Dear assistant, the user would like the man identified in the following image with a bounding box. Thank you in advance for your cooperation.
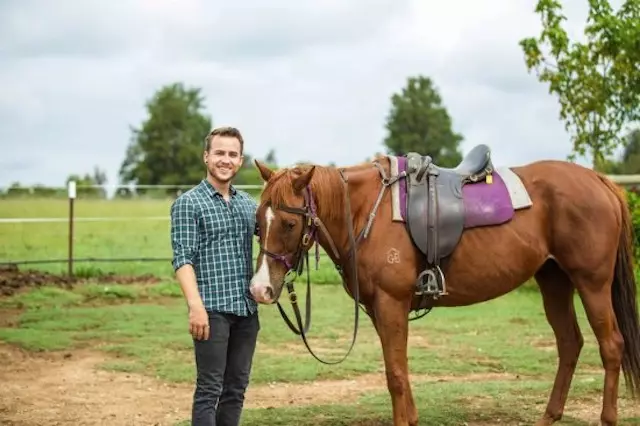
[170,126,260,426]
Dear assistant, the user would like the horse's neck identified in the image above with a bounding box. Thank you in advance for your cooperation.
[313,165,376,266]
[313,187,348,263]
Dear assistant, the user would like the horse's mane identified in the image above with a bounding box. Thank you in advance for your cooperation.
[261,158,385,223]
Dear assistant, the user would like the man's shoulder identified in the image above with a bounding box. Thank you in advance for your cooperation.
[171,183,205,210]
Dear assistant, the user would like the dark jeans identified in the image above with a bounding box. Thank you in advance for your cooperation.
[191,310,260,426]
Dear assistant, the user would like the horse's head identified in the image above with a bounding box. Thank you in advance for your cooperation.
[250,160,319,304]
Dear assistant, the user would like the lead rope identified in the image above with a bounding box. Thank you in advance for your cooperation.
[285,169,361,365]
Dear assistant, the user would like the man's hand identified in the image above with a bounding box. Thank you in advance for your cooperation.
[175,264,209,340]
[189,304,210,340]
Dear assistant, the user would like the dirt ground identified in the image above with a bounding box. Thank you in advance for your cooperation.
[0,264,160,297]
[1,267,639,425]
[2,342,639,426]
[0,342,519,426]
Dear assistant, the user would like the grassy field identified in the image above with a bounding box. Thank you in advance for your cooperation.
[2,197,640,424]
[0,197,341,283]
[1,279,640,424]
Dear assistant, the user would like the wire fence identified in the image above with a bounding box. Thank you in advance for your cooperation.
[3,175,640,276]
[1,183,265,276]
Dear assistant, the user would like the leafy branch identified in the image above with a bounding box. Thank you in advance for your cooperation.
[520,0,640,166]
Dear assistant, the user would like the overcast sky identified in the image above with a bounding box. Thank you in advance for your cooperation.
[0,0,602,189]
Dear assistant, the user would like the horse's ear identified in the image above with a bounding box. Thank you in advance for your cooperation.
[292,166,315,193]
[255,160,274,182]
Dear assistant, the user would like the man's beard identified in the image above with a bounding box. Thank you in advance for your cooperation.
[209,165,235,183]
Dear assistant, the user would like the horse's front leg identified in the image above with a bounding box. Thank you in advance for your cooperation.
[373,289,416,426]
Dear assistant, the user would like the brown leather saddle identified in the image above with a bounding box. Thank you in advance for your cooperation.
[405,144,494,298]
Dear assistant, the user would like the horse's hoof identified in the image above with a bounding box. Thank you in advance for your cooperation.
[534,416,558,426]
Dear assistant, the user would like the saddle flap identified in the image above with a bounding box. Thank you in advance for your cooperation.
[407,164,465,262]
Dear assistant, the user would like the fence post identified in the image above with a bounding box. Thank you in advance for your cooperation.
[68,181,76,277]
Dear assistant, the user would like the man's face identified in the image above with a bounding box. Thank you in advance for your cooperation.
[203,135,244,183]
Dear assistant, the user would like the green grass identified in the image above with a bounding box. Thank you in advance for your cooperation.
[2,279,640,424]
[0,198,342,282]
[0,280,575,384]
[213,379,639,426]
[225,380,640,426]
[3,198,640,424]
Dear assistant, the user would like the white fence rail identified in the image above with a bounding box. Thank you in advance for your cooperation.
[3,175,640,193]
[3,176,640,274]
[1,174,639,226]
[0,183,264,196]
[606,175,640,185]
[0,217,169,223]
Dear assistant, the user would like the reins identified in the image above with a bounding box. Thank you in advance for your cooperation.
[258,162,407,364]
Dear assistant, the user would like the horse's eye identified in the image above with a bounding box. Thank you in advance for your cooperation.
[285,220,295,230]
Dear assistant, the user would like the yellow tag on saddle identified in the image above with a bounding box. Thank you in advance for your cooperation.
[486,173,493,184]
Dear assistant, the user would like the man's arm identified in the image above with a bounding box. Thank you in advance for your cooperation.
[175,265,202,311]
[170,196,209,340]
[251,197,260,237]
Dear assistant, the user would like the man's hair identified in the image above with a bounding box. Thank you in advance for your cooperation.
[204,126,244,154]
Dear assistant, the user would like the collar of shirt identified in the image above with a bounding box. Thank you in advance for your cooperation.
[200,178,237,199]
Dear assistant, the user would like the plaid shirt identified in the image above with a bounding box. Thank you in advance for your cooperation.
[170,179,258,316]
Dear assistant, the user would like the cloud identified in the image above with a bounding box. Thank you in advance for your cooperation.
[171,1,409,61]
[0,0,143,59]
[0,0,598,189]
[1,0,408,62]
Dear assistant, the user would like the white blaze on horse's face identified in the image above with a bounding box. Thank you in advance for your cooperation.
[250,206,275,304]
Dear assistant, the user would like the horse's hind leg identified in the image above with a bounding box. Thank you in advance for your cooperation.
[572,271,624,425]
[534,259,584,426]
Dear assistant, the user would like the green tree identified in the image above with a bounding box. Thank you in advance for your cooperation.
[264,148,277,166]
[520,0,640,166]
[66,166,107,198]
[619,129,640,173]
[118,82,213,188]
[91,165,107,186]
[383,75,463,167]
[598,128,640,174]
[241,152,254,169]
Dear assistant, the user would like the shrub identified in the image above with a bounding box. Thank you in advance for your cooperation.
[625,188,640,262]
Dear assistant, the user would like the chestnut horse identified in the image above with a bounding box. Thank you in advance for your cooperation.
[248,149,640,426]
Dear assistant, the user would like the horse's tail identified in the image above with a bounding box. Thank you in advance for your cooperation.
[598,173,640,398]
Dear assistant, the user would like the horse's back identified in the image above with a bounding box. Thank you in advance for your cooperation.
[512,159,620,210]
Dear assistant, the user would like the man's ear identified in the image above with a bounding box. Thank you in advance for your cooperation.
[292,166,315,192]
[255,160,274,182]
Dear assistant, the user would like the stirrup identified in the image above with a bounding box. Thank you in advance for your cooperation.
[415,266,447,299]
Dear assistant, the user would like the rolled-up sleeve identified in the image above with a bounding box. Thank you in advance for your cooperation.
[170,195,198,271]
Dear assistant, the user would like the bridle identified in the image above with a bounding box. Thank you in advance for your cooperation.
[257,164,408,365]
[258,169,358,365]
[259,182,340,281]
